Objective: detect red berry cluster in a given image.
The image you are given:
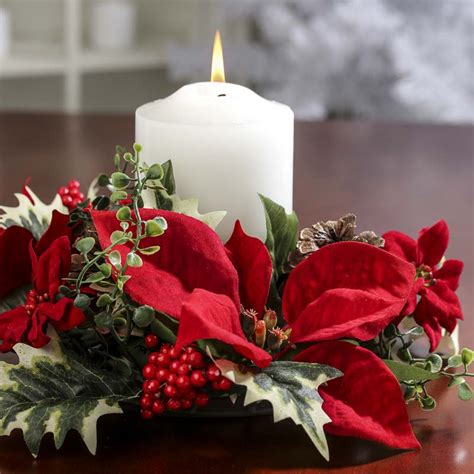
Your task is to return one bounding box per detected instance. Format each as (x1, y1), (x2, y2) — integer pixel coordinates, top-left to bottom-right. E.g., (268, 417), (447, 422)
(58, 180), (85, 210)
(140, 334), (233, 419)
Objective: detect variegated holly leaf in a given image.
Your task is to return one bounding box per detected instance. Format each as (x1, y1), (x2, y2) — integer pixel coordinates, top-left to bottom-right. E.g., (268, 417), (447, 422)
(215, 359), (342, 461)
(0, 333), (135, 457)
(0, 187), (67, 240)
(0, 286), (29, 314)
(170, 195), (226, 230)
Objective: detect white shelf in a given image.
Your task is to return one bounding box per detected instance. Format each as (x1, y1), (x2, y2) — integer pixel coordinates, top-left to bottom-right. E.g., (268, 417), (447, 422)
(0, 53), (66, 78)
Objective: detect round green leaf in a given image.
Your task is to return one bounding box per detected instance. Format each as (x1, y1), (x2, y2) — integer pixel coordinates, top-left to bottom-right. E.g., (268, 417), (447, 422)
(111, 172), (130, 190)
(458, 382), (473, 401)
(108, 250), (122, 267)
(145, 219), (164, 237)
(146, 163), (164, 181)
(116, 206), (131, 222)
(461, 347), (474, 367)
(96, 294), (113, 308)
(95, 311), (113, 328)
(110, 191), (128, 203)
(99, 263), (112, 278)
(133, 305), (155, 328)
(75, 237), (95, 254)
(74, 294), (90, 310)
(138, 245), (161, 256)
(447, 354), (463, 368)
(127, 252), (143, 268)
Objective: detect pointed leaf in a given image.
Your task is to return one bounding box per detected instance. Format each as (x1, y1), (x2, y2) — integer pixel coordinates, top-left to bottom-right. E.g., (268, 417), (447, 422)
(0, 335), (134, 457)
(215, 359), (341, 461)
(170, 195), (226, 230)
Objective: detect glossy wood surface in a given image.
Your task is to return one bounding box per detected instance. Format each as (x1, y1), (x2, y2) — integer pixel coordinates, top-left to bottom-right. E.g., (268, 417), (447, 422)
(0, 114), (473, 473)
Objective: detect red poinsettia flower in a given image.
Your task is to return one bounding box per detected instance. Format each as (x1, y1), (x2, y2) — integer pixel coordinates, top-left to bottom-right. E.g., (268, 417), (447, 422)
(383, 220), (463, 351)
(175, 222), (419, 449)
(0, 212), (84, 352)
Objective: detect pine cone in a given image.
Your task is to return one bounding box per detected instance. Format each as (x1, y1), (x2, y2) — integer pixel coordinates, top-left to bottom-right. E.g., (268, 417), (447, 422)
(288, 214), (384, 269)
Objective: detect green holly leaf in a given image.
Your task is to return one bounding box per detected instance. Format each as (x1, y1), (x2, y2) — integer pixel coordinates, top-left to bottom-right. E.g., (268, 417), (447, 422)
(383, 360), (441, 382)
(0, 334), (135, 457)
(0, 187), (67, 240)
(0, 286), (29, 314)
(215, 359), (341, 461)
(258, 194), (298, 278)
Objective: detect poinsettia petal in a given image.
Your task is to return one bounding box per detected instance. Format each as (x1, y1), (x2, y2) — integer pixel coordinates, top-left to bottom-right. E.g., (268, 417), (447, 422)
(0, 226), (34, 299)
(28, 310), (50, 349)
(413, 296), (443, 352)
(433, 259), (463, 291)
(37, 298), (85, 332)
(225, 220), (272, 315)
(175, 289), (272, 368)
(282, 242), (415, 332)
(34, 210), (72, 257)
(294, 341), (420, 450)
(31, 236), (71, 299)
(92, 210), (240, 319)
(382, 231), (418, 264)
(290, 288), (411, 343)
(417, 220), (449, 268)
(0, 306), (30, 352)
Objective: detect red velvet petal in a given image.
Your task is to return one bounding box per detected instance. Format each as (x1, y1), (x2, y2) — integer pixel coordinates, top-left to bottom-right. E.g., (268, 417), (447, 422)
(175, 289), (272, 368)
(0, 306), (30, 352)
(92, 210), (240, 319)
(417, 220), (449, 268)
(32, 236), (71, 299)
(35, 210), (72, 257)
(290, 288), (412, 343)
(225, 220), (272, 315)
(294, 341), (420, 450)
(413, 295), (443, 351)
(0, 226), (33, 299)
(282, 242), (415, 340)
(28, 310), (50, 349)
(38, 298), (85, 332)
(382, 231), (418, 264)
(433, 259), (463, 291)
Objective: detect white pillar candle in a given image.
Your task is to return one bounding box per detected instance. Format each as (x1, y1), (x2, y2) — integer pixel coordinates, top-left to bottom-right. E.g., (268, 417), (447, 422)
(136, 34), (293, 241)
(0, 7), (11, 58)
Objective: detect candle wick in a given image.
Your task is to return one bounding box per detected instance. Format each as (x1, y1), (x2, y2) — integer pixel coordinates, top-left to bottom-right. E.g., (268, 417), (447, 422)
(218, 94), (227, 97)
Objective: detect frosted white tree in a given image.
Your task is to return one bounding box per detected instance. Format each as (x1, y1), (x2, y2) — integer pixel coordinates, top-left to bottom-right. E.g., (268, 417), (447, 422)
(167, 0), (474, 123)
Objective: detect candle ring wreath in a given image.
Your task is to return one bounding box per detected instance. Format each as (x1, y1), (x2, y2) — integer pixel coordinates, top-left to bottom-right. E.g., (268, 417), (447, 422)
(0, 144), (472, 460)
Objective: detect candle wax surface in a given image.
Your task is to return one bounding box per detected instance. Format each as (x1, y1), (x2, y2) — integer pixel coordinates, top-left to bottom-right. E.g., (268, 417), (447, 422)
(136, 82), (294, 241)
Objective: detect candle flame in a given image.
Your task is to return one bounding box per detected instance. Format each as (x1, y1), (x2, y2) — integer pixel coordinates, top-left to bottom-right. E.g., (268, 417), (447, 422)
(211, 30), (225, 83)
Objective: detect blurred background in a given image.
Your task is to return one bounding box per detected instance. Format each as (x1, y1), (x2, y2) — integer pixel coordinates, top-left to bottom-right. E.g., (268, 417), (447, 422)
(0, 0), (473, 122)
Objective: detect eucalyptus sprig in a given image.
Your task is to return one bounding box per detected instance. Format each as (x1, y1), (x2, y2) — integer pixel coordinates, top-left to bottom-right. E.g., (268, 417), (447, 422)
(68, 144), (167, 347)
(365, 323), (474, 410)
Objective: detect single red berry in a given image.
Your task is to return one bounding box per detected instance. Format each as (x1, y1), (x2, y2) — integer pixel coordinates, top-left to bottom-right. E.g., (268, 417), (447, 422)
(181, 398), (193, 410)
(176, 375), (191, 392)
(185, 347), (194, 354)
(166, 398), (182, 411)
(195, 392), (209, 408)
(206, 365), (221, 382)
(180, 353), (190, 364)
(177, 363), (190, 376)
(140, 394), (154, 410)
(145, 334), (158, 349)
(144, 379), (159, 394)
(217, 376), (233, 392)
(69, 187), (79, 198)
(142, 364), (156, 380)
(156, 353), (171, 368)
(141, 409), (154, 420)
(211, 381), (221, 391)
(152, 399), (165, 415)
(169, 360), (180, 373)
(190, 370), (207, 388)
(188, 351), (204, 368)
(148, 352), (160, 365)
(169, 347), (181, 359)
(160, 344), (171, 354)
(164, 384), (178, 398)
(58, 186), (69, 196)
(156, 368), (169, 383)
(182, 389), (197, 400)
(62, 195), (73, 206)
(167, 373), (178, 386)
(68, 180), (80, 189)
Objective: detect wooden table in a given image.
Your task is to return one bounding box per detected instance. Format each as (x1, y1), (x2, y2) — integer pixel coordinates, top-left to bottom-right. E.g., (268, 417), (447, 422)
(0, 114), (472, 473)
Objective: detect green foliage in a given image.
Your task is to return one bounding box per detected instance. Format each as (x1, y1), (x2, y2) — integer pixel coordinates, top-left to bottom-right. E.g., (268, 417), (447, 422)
(0, 187), (66, 240)
(111, 172), (130, 190)
(0, 336), (135, 457)
(258, 194), (298, 278)
(133, 305), (155, 328)
(75, 237), (95, 254)
(149, 312), (178, 344)
(215, 359), (341, 461)
(383, 360), (440, 382)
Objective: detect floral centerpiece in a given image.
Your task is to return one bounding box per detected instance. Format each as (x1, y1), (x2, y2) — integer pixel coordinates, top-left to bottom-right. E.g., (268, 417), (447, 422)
(0, 144), (472, 460)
